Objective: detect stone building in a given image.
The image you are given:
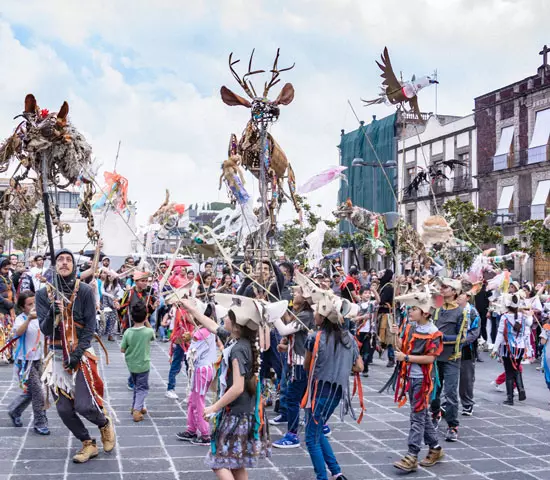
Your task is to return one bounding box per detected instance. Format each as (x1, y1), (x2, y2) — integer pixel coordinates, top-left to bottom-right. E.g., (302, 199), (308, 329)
(475, 46), (550, 282)
(398, 114), (477, 231)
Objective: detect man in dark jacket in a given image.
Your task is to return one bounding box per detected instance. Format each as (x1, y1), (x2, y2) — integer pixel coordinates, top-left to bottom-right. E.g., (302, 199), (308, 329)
(37, 249), (115, 464)
(0, 258), (16, 318)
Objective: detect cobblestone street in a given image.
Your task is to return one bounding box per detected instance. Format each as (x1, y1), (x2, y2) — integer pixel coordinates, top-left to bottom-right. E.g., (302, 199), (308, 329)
(2, 340), (550, 480)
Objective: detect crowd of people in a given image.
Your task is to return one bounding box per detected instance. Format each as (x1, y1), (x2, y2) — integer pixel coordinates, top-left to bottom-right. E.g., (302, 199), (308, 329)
(1, 247), (550, 480)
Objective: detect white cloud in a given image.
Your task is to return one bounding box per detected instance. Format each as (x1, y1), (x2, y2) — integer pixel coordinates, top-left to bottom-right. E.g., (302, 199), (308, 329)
(0, 0), (548, 234)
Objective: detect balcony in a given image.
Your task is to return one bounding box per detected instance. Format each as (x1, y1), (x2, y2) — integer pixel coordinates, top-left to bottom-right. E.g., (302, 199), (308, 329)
(491, 205), (531, 225)
(493, 152), (519, 171)
(527, 145), (550, 165)
(453, 175), (473, 191)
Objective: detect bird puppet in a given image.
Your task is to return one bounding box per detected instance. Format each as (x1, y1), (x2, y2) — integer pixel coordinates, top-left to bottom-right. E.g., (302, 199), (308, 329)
(404, 159), (466, 196)
(362, 47), (438, 123)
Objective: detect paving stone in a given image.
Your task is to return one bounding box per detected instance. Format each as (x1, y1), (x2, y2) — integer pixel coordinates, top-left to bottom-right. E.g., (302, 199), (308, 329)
(121, 458), (172, 472)
(487, 472), (539, 480)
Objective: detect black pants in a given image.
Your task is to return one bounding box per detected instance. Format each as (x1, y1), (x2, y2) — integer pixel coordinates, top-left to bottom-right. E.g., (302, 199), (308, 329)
(479, 311), (488, 342)
(503, 350), (525, 399)
(54, 370), (108, 442)
(357, 332), (375, 371)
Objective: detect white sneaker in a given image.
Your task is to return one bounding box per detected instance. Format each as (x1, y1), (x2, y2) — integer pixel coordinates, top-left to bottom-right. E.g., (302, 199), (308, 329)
(165, 390), (179, 399)
(490, 380), (504, 392)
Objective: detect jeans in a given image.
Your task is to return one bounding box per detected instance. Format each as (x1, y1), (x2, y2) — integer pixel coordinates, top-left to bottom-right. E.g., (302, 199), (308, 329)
(278, 361), (289, 420)
(459, 358), (475, 409)
(305, 384), (342, 480)
(8, 360), (48, 428)
(131, 371), (149, 411)
(387, 344), (395, 362)
(167, 344), (187, 391)
(430, 360), (460, 428)
(286, 365), (308, 434)
(408, 378), (439, 455)
(158, 326), (169, 341)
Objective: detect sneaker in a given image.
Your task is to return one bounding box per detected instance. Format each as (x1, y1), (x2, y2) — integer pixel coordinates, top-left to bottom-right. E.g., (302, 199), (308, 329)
(191, 436), (211, 446)
(8, 411), (23, 427)
(165, 390), (179, 399)
(107, 335), (115, 342)
(461, 405), (473, 416)
(330, 475), (349, 480)
(490, 380), (504, 392)
(176, 431), (197, 442)
(419, 447), (444, 467)
(269, 414), (288, 426)
(394, 454), (418, 472)
(445, 427), (458, 442)
(362, 371), (369, 377)
(273, 432), (300, 449)
(323, 425), (332, 437)
(386, 360), (396, 368)
(127, 384), (134, 391)
(34, 426), (50, 435)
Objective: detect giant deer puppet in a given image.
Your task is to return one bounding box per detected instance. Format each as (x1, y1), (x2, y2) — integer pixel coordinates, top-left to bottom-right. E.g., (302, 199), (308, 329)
(220, 49), (301, 236)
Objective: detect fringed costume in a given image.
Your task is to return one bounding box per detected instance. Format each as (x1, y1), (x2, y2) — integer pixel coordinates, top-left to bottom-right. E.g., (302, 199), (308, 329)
(36, 249), (115, 463)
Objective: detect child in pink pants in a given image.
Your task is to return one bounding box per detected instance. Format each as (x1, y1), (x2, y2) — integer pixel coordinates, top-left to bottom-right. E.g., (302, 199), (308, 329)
(176, 327), (217, 445)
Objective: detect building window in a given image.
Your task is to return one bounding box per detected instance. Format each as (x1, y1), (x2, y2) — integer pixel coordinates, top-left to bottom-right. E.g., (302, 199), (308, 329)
(528, 108), (550, 164)
(56, 191), (80, 209)
(406, 209), (416, 229)
(493, 126), (515, 170)
(531, 180), (550, 220)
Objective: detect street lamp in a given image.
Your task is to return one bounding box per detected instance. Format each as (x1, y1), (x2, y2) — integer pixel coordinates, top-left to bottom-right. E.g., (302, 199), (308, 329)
(352, 159), (397, 168)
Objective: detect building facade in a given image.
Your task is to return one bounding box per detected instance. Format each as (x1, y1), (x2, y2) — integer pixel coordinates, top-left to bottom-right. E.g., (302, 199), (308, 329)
(398, 114), (478, 231)
(476, 51), (550, 282)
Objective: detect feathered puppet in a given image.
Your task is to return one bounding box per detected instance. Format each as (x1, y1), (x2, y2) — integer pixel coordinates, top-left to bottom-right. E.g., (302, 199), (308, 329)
(362, 47), (438, 124)
(405, 159), (466, 196)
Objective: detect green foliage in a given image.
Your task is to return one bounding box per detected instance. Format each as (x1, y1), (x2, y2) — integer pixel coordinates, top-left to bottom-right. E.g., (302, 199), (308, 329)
(278, 195), (339, 263)
(0, 212), (45, 251)
(442, 199), (503, 270)
(519, 220), (550, 255)
(504, 237), (521, 252)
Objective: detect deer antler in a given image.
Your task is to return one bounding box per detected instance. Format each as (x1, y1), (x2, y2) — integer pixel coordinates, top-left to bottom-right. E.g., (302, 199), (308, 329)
(228, 49), (265, 99)
(263, 48), (295, 98)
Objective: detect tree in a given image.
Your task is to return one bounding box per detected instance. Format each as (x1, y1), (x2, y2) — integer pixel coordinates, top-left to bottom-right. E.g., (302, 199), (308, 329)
(442, 199), (503, 270)
(0, 212), (45, 251)
(518, 219), (550, 256)
(277, 195), (339, 263)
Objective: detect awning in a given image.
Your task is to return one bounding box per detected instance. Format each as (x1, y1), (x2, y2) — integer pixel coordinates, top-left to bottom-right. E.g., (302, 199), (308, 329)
(497, 185), (514, 210)
(532, 180), (550, 205)
(529, 108), (550, 148)
(495, 126), (514, 156)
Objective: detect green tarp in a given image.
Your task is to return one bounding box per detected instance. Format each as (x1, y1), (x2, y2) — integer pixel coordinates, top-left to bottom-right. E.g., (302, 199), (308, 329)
(338, 113), (397, 232)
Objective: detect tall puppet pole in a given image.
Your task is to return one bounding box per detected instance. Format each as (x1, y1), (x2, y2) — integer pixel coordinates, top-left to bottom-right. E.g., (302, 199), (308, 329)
(41, 152), (57, 270)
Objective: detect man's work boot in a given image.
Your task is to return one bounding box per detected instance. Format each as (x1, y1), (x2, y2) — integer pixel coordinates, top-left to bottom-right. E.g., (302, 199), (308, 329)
(99, 416), (116, 452)
(73, 439), (99, 463)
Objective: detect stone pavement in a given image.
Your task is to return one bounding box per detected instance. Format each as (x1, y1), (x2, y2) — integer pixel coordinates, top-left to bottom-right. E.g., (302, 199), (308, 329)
(2, 340), (550, 480)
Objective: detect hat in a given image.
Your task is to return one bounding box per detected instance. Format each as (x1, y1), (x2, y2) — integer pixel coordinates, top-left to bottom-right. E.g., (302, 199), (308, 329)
(164, 285), (191, 305)
(434, 277), (462, 293)
(293, 271), (317, 301)
(510, 281), (521, 292)
(349, 267), (359, 276)
(213, 293), (288, 331)
(194, 298), (229, 320)
(133, 271), (151, 281)
(395, 287), (437, 314)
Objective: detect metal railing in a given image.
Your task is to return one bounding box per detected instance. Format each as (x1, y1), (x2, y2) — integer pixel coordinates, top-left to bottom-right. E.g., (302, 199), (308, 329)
(492, 145), (549, 171)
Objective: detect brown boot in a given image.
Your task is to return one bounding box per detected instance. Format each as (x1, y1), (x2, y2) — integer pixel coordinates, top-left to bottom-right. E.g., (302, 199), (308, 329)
(394, 454), (418, 472)
(419, 447), (444, 467)
(132, 409), (144, 422)
(99, 416), (116, 452)
(73, 439), (99, 463)
(141, 407), (147, 414)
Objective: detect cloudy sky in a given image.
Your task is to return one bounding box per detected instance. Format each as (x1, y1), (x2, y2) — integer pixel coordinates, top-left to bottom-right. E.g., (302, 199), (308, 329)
(0, 0), (548, 227)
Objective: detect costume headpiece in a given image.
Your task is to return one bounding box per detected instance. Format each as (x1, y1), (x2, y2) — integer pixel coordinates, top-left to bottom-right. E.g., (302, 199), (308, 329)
(395, 286), (437, 314)
(133, 271), (151, 281)
(434, 276), (463, 293)
(213, 293), (288, 331)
